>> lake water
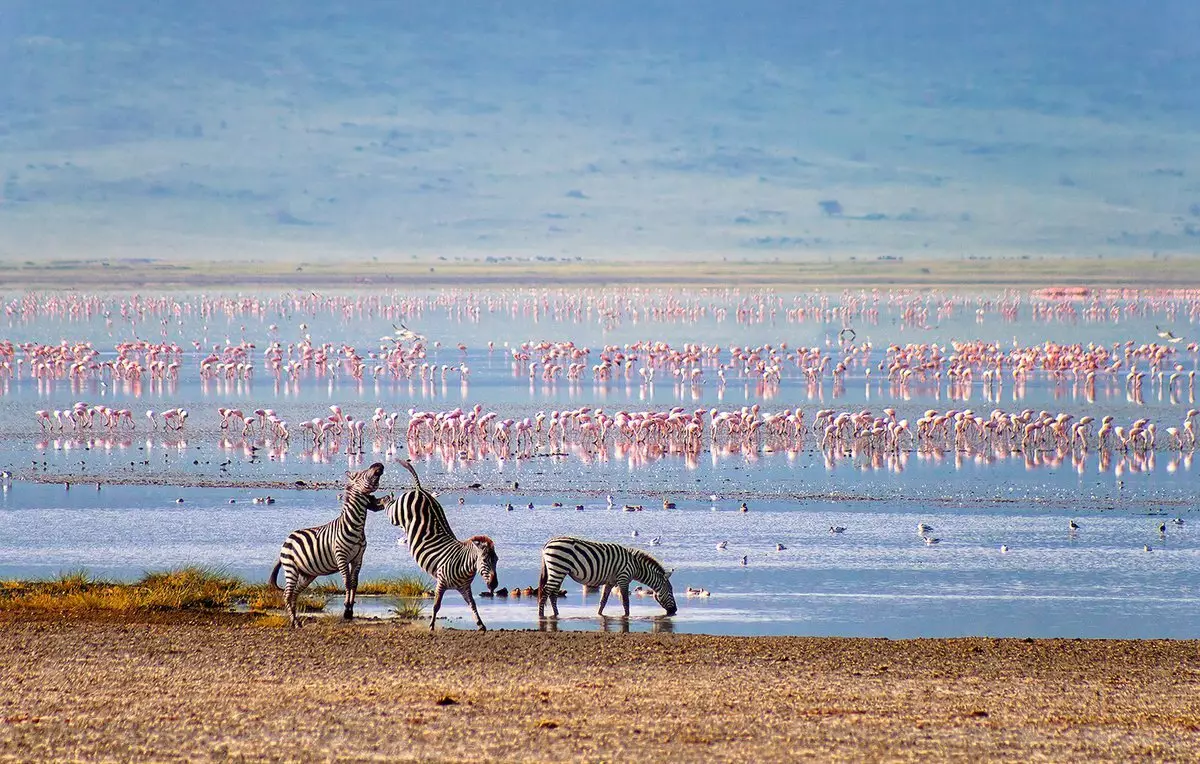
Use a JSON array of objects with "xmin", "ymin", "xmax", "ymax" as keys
[{"xmin": 1, "ymin": 288, "xmax": 1198, "ymax": 637}]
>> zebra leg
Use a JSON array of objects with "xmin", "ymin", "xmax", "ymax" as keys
[
  {"xmin": 597, "ymin": 584, "xmax": 612, "ymax": 616},
  {"xmin": 284, "ymin": 572, "xmax": 315, "ymax": 629},
  {"xmin": 342, "ymin": 564, "xmax": 359, "ymax": 621},
  {"xmin": 342, "ymin": 549, "xmax": 365, "ymax": 621},
  {"xmin": 539, "ymin": 569, "xmax": 567, "ymax": 619},
  {"xmin": 460, "ymin": 586, "xmax": 486, "ymax": 632},
  {"xmin": 429, "ymin": 579, "xmax": 447, "ymax": 631},
  {"xmin": 619, "ymin": 583, "xmax": 631, "ymax": 617},
  {"xmin": 282, "ymin": 570, "xmax": 300, "ymax": 629}
]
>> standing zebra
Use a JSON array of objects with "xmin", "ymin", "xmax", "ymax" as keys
[
  {"xmin": 269, "ymin": 462, "xmax": 390, "ymax": 628},
  {"xmin": 538, "ymin": 536, "xmax": 677, "ymax": 619},
  {"xmin": 388, "ymin": 460, "xmax": 499, "ymax": 631}
]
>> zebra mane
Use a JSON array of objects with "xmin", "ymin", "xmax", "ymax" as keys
[
  {"xmin": 467, "ymin": 534, "xmax": 494, "ymax": 548},
  {"xmin": 634, "ymin": 549, "xmax": 666, "ymax": 578}
]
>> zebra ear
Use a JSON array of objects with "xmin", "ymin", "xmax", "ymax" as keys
[{"xmin": 666, "ymin": 568, "xmax": 675, "ymax": 579}]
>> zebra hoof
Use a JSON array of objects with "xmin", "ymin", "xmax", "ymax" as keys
[
  {"xmin": 476, "ymin": 624, "xmax": 487, "ymax": 632},
  {"xmin": 343, "ymin": 607, "xmax": 354, "ymax": 621}
]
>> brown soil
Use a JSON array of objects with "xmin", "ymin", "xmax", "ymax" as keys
[{"xmin": 2, "ymin": 613, "xmax": 1198, "ymax": 762}]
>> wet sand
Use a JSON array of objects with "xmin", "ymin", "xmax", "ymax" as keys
[{"xmin": 2, "ymin": 613, "xmax": 1197, "ymax": 762}]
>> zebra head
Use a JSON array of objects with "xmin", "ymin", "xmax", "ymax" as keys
[
  {"xmin": 468, "ymin": 535, "xmax": 499, "ymax": 592},
  {"xmin": 346, "ymin": 462, "xmax": 385, "ymax": 495},
  {"xmin": 638, "ymin": 552, "xmax": 677, "ymax": 616},
  {"xmin": 657, "ymin": 568, "xmax": 678, "ymax": 616}
]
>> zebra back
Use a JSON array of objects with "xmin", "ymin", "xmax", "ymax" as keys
[{"xmin": 389, "ymin": 487, "xmax": 457, "ymax": 543}]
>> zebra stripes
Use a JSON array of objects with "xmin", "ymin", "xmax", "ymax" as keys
[
  {"xmin": 269, "ymin": 462, "xmax": 389, "ymax": 628},
  {"xmin": 538, "ymin": 536, "xmax": 677, "ymax": 618},
  {"xmin": 388, "ymin": 460, "xmax": 499, "ymax": 631}
]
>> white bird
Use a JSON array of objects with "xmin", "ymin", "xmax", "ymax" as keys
[
  {"xmin": 829, "ymin": 526, "xmax": 846, "ymax": 534},
  {"xmin": 716, "ymin": 541, "xmax": 728, "ymax": 551},
  {"xmin": 1144, "ymin": 544, "xmax": 1153, "ymax": 552},
  {"xmin": 631, "ymin": 530, "xmax": 639, "ymax": 538},
  {"xmin": 606, "ymin": 494, "xmax": 614, "ymax": 509},
  {"xmin": 999, "ymin": 545, "xmax": 1009, "ymax": 553},
  {"xmin": 924, "ymin": 536, "xmax": 940, "ymax": 545},
  {"xmin": 1069, "ymin": 520, "xmax": 1080, "ymax": 532},
  {"xmin": 1172, "ymin": 517, "xmax": 1185, "ymax": 526},
  {"xmin": 917, "ymin": 523, "xmax": 933, "ymax": 534},
  {"xmin": 775, "ymin": 543, "xmax": 787, "ymax": 551},
  {"xmin": 650, "ymin": 536, "xmax": 662, "ymax": 546},
  {"xmin": 740, "ymin": 555, "xmax": 748, "ymax": 566}
]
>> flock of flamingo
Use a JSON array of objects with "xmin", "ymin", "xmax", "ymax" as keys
[{"xmin": 3, "ymin": 287, "xmax": 1199, "ymax": 479}]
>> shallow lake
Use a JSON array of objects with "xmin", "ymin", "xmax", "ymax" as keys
[{"xmin": 1, "ymin": 288, "xmax": 1198, "ymax": 637}]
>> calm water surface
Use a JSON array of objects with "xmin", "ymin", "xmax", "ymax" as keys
[{"xmin": 1, "ymin": 288, "xmax": 1198, "ymax": 637}]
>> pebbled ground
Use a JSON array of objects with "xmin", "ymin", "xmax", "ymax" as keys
[{"xmin": 2, "ymin": 613, "xmax": 1198, "ymax": 762}]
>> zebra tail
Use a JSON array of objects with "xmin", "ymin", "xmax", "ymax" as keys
[
  {"xmin": 268, "ymin": 561, "xmax": 283, "ymax": 591},
  {"xmin": 537, "ymin": 556, "xmax": 548, "ymax": 601}
]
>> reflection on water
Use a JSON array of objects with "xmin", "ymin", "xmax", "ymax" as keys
[
  {"xmin": 2, "ymin": 482, "xmax": 1198, "ymax": 638},
  {"xmin": 2, "ymin": 288, "xmax": 1200, "ymax": 637}
]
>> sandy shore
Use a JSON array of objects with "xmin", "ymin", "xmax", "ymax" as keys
[{"xmin": 2, "ymin": 614, "xmax": 1197, "ymax": 762}]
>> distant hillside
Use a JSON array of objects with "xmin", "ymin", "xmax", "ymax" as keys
[{"xmin": 1, "ymin": 0, "xmax": 1198, "ymax": 262}]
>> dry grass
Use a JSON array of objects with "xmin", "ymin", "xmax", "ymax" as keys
[
  {"xmin": 0, "ymin": 567, "xmax": 259, "ymax": 613},
  {"xmin": 0, "ymin": 567, "xmax": 433, "ymax": 618},
  {"xmin": 0, "ymin": 567, "xmax": 433, "ymax": 615}
]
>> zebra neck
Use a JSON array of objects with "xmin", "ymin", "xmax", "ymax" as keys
[
  {"xmin": 635, "ymin": 563, "xmax": 665, "ymax": 593},
  {"xmin": 341, "ymin": 491, "xmax": 372, "ymax": 527}
]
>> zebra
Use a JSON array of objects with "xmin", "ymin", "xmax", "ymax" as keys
[
  {"xmin": 537, "ymin": 536, "xmax": 677, "ymax": 619},
  {"xmin": 388, "ymin": 459, "xmax": 499, "ymax": 631},
  {"xmin": 269, "ymin": 462, "xmax": 390, "ymax": 628}
]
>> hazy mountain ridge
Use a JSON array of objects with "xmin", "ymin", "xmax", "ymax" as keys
[{"xmin": 1, "ymin": 1, "xmax": 1198, "ymax": 262}]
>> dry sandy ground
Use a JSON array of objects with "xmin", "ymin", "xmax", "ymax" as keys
[{"xmin": 2, "ymin": 614, "xmax": 1198, "ymax": 762}]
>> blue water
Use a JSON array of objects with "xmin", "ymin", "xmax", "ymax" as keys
[
  {"xmin": 0, "ymin": 288, "xmax": 1198, "ymax": 635},
  {"xmin": 2, "ymin": 481, "xmax": 1197, "ymax": 637}
]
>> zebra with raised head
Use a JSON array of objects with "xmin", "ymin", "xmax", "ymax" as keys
[
  {"xmin": 269, "ymin": 462, "xmax": 390, "ymax": 628},
  {"xmin": 388, "ymin": 459, "xmax": 499, "ymax": 631},
  {"xmin": 538, "ymin": 536, "xmax": 677, "ymax": 619}
]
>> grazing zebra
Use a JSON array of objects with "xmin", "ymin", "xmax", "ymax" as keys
[
  {"xmin": 538, "ymin": 536, "xmax": 677, "ymax": 619},
  {"xmin": 269, "ymin": 462, "xmax": 390, "ymax": 628},
  {"xmin": 388, "ymin": 460, "xmax": 499, "ymax": 631}
]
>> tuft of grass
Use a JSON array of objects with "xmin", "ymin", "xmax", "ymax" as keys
[
  {"xmin": 361, "ymin": 576, "xmax": 435, "ymax": 598},
  {"xmin": 0, "ymin": 566, "xmax": 331, "ymax": 614},
  {"xmin": 312, "ymin": 575, "xmax": 434, "ymax": 598},
  {"xmin": 239, "ymin": 584, "xmax": 326, "ymax": 613},
  {"xmin": 389, "ymin": 598, "xmax": 428, "ymax": 620}
]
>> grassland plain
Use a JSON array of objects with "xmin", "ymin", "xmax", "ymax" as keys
[
  {"xmin": 4, "ymin": 254, "xmax": 1200, "ymax": 290},
  {"xmin": 1, "ymin": 613, "xmax": 1198, "ymax": 762}
]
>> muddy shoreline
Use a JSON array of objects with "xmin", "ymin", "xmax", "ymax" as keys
[{"xmin": 3, "ymin": 613, "xmax": 1197, "ymax": 762}]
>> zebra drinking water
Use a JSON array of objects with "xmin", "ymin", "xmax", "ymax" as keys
[
  {"xmin": 269, "ymin": 462, "xmax": 390, "ymax": 628},
  {"xmin": 388, "ymin": 460, "xmax": 499, "ymax": 631},
  {"xmin": 538, "ymin": 536, "xmax": 677, "ymax": 619}
]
